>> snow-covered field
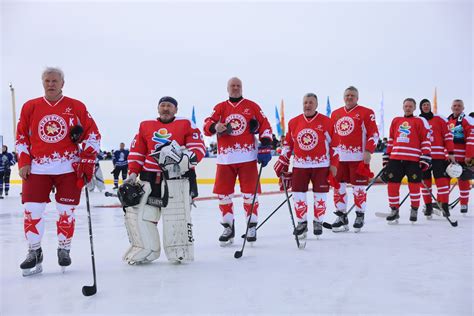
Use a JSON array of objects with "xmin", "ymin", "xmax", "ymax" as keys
[{"xmin": 1, "ymin": 183, "xmax": 472, "ymax": 316}]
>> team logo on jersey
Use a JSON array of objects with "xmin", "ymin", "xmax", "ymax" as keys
[
  {"xmin": 225, "ymin": 114, "xmax": 247, "ymax": 136},
  {"xmin": 335, "ymin": 117, "xmax": 355, "ymax": 136},
  {"xmin": 397, "ymin": 121, "xmax": 411, "ymax": 143},
  {"xmin": 38, "ymin": 115, "xmax": 67, "ymax": 143},
  {"xmin": 152, "ymin": 128, "xmax": 172, "ymax": 149},
  {"xmin": 297, "ymin": 128, "xmax": 318, "ymax": 151}
]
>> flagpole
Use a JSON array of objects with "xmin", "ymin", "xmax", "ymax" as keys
[{"xmin": 9, "ymin": 82, "xmax": 17, "ymax": 140}]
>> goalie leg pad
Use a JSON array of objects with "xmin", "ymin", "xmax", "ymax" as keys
[
  {"xmin": 162, "ymin": 179, "xmax": 194, "ymax": 263},
  {"xmin": 123, "ymin": 181, "xmax": 161, "ymax": 264}
]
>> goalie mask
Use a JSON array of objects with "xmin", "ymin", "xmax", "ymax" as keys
[
  {"xmin": 446, "ymin": 163, "xmax": 463, "ymax": 178},
  {"xmin": 118, "ymin": 183, "xmax": 145, "ymax": 207}
]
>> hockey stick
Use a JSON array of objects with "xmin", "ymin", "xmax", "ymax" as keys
[
  {"xmin": 324, "ymin": 168, "xmax": 384, "ymax": 228},
  {"xmin": 421, "ymin": 181, "xmax": 458, "ymax": 227},
  {"xmin": 234, "ymin": 164, "xmax": 264, "ymax": 259},
  {"xmin": 241, "ymin": 194, "xmax": 292, "ymax": 238},
  {"xmin": 281, "ymin": 175, "xmax": 305, "ymax": 249},
  {"xmin": 375, "ymin": 192, "xmax": 410, "ymax": 218},
  {"xmin": 104, "ymin": 191, "xmax": 117, "ymax": 197},
  {"xmin": 82, "ymin": 177, "xmax": 98, "ymax": 296},
  {"xmin": 429, "ymin": 182, "xmax": 458, "ymax": 211}
]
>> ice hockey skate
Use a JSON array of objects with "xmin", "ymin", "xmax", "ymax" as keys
[
  {"xmin": 423, "ymin": 203, "xmax": 433, "ymax": 219},
  {"xmin": 219, "ymin": 221, "xmax": 235, "ymax": 247},
  {"xmin": 386, "ymin": 208, "xmax": 400, "ymax": 224},
  {"xmin": 57, "ymin": 248, "xmax": 71, "ymax": 273},
  {"xmin": 313, "ymin": 220, "xmax": 323, "ymax": 238},
  {"xmin": 409, "ymin": 208, "xmax": 418, "ymax": 223},
  {"xmin": 246, "ymin": 222, "xmax": 257, "ymax": 243},
  {"xmin": 332, "ymin": 211, "xmax": 349, "ymax": 232},
  {"xmin": 353, "ymin": 211, "xmax": 365, "ymax": 233},
  {"xmin": 20, "ymin": 248, "xmax": 43, "ymax": 277},
  {"xmin": 293, "ymin": 221, "xmax": 308, "ymax": 239},
  {"xmin": 460, "ymin": 205, "xmax": 468, "ymax": 214}
]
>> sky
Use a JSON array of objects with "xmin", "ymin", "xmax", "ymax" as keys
[{"xmin": 1, "ymin": 0, "xmax": 472, "ymax": 150}]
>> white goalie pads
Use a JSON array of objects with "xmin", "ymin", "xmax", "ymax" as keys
[
  {"xmin": 162, "ymin": 178, "xmax": 194, "ymax": 263},
  {"xmin": 123, "ymin": 181, "xmax": 161, "ymax": 264}
]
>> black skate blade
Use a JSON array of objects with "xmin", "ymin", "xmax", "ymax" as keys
[{"xmin": 82, "ymin": 285, "xmax": 97, "ymax": 296}]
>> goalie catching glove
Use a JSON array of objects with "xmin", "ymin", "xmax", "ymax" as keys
[{"xmin": 151, "ymin": 140, "xmax": 197, "ymax": 175}]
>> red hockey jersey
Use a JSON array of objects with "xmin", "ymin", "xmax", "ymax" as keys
[
  {"xmin": 330, "ymin": 105, "xmax": 379, "ymax": 162},
  {"xmin": 447, "ymin": 113, "xmax": 474, "ymax": 161},
  {"xmin": 128, "ymin": 117, "xmax": 206, "ymax": 174},
  {"xmin": 387, "ymin": 116, "xmax": 431, "ymax": 162},
  {"xmin": 15, "ymin": 96, "xmax": 101, "ymax": 175},
  {"xmin": 203, "ymin": 99, "xmax": 272, "ymax": 165},
  {"xmin": 423, "ymin": 115, "xmax": 454, "ymax": 160},
  {"xmin": 282, "ymin": 113, "xmax": 338, "ymax": 168}
]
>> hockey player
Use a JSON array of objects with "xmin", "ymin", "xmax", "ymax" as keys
[
  {"xmin": 330, "ymin": 86, "xmax": 379, "ymax": 232},
  {"xmin": 384, "ymin": 98, "xmax": 431, "ymax": 223},
  {"xmin": 0, "ymin": 145, "xmax": 16, "ymax": 198},
  {"xmin": 203, "ymin": 77, "xmax": 273, "ymax": 245},
  {"xmin": 447, "ymin": 99, "xmax": 474, "ymax": 214},
  {"xmin": 112, "ymin": 142, "xmax": 129, "ymax": 189},
  {"xmin": 274, "ymin": 93, "xmax": 339, "ymax": 238},
  {"xmin": 16, "ymin": 67, "xmax": 101, "ymax": 276},
  {"xmin": 123, "ymin": 96, "xmax": 206, "ymax": 264},
  {"xmin": 418, "ymin": 99, "xmax": 455, "ymax": 218}
]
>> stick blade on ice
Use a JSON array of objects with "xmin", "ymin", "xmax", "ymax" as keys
[{"xmin": 82, "ymin": 285, "xmax": 97, "ymax": 296}]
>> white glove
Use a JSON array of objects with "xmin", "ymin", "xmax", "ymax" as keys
[{"xmin": 123, "ymin": 173, "xmax": 138, "ymax": 184}]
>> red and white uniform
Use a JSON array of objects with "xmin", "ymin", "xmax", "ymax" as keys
[
  {"xmin": 421, "ymin": 115, "xmax": 454, "ymax": 205},
  {"xmin": 282, "ymin": 113, "xmax": 338, "ymax": 168},
  {"xmin": 447, "ymin": 113, "xmax": 474, "ymax": 162},
  {"xmin": 427, "ymin": 115, "xmax": 454, "ymax": 160},
  {"xmin": 387, "ymin": 116, "xmax": 431, "ymax": 162},
  {"xmin": 282, "ymin": 113, "xmax": 338, "ymax": 223},
  {"xmin": 203, "ymin": 99, "xmax": 272, "ymax": 165},
  {"xmin": 16, "ymin": 95, "xmax": 101, "ymax": 250},
  {"xmin": 128, "ymin": 117, "xmax": 206, "ymax": 174},
  {"xmin": 330, "ymin": 105, "xmax": 379, "ymax": 213},
  {"xmin": 331, "ymin": 105, "xmax": 378, "ymax": 162},
  {"xmin": 16, "ymin": 96, "xmax": 100, "ymax": 174},
  {"xmin": 447, "ymin": 113, "xmax": 474, "ymax": 207},
  {"xmin": 203, "ymin": 98, "xmax": 272, "ymax": 224}
]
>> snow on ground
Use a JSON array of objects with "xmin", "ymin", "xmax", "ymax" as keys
[{"xmin": 1, "ymin": 183, "xmax": 473, "ymax": 316}]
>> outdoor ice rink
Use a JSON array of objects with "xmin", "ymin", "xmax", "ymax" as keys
[{"xmin": 1, "ymin": 183, "xmax": 472, "ymax": 315}]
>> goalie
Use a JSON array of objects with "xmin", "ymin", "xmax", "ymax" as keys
[{"xmin": 120, "ymin": 96, "xmax": 206, "ymax": 264}]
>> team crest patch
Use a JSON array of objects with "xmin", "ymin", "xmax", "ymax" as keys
[
  {"xmin": 225, "ymin": 114, "xmax": 247, "ymax": 136},
  {"xmin": 38, "ymin": 115, "xmax": 67, "ymax": 143},
  {"xmin": 152, "ymin": 128, "xmax": 172, "ymax": 149},
  {"xmin": 297, "ymin": 128, "xmax": 318, "ymax": 151},
  {"xmin": 335, "ymin": 117, "xmax": 355, "ymax": 136},
  {"xmin": 397, "ymin": 121, "xmax": 411, "ymax": 143}
]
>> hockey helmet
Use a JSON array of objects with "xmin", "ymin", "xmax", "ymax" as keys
[
  {"xmin": 446, "ymin": 163, "xmax": 463, "ymax": 178},
  {"xmin": 117, "ymin": 182, "xmax": 145, "ymax": 207}
]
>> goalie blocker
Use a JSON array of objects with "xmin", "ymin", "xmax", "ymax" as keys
[{"xmin": 121, "ymin": 170, "xmax": 197, "ymax": 264}]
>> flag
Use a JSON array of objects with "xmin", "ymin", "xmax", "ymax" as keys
[
  {"xmin": 379, "ymin": 92, "xmax": 384, "ymax": 139},
  {"xmin": 191, "ymin": 106, "xmax": 196, "ymax": 125},
  {"xmin": 275, "ymin": 106, "xmax": 282, "ymax": 137},
  {"xmin": 280, "ymin": 99, "xmax": 285, "ymax": 136},
  {"xmin": 433, "ymin": 87, "xmax": 438, "ymax": 114},
  {"xmin": 326, "ymin": 96, "xmax": 332, "ymax": 117}
]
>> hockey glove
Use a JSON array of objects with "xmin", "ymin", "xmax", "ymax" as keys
[
  {"xmin": 72, "ymin": 152, "xmax": 96, "ymax": 187},
  {"xmin": 279, "ymin": 172, "xmax": 292, "ymax": 191},
  {"xmin": 217, "ymin": 123, "xmax": 233, "ymax": 136},
  {"xmin": 274, "ymin": 155, "xmax": 290, "ymax": 177},
  {"xmin": 257, "ymin": 145, "xmax": 272, "ymax": 167},
  {"xmin": 419, "ymin": 157, "xmax": 431, "ymax": 172},
  {"xmin": 356, "ymin": 161, "xmax": 374, "ymax": 178},
  {"xmin": 249, "ymin": 118, "xmax": 259, "ymax": 134}
]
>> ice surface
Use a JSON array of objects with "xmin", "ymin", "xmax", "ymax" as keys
[{"xmin": 1, "ymin": 184, "xmax": 472, "ymax": 315}]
